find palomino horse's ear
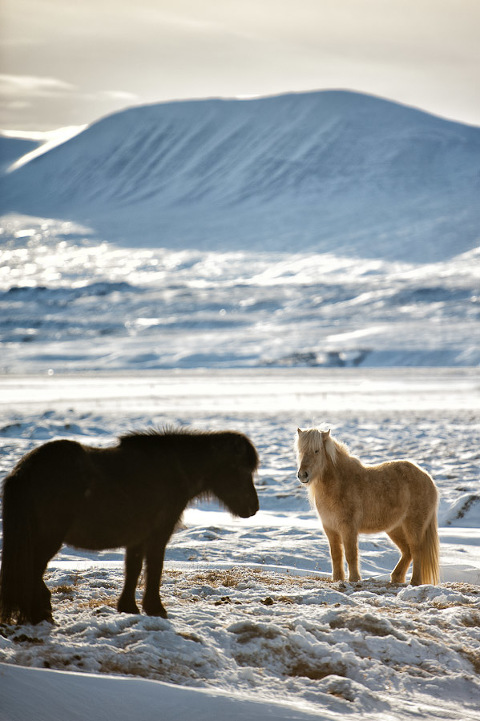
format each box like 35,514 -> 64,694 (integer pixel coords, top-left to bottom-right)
297,428 -> 302,435
322,429 -> 331,439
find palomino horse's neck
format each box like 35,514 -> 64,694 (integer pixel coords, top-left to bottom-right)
319,437 -> 357,480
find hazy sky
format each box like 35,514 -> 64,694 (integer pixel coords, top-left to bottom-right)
1,0 -> 479,131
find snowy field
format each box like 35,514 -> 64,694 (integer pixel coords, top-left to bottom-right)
0,369 -> 479,720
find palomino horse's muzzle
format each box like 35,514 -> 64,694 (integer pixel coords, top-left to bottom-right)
297,469 -> 310,484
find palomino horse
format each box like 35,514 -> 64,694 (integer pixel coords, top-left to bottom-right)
296,428 -> 439,585
0,428 -> 259,624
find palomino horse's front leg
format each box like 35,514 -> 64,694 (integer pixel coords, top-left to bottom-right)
340,527 -> 361,582
323,526 -> 345,582
117,542 -> 144,613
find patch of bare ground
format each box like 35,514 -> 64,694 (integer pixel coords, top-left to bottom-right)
181,567 -> 323,589
461,649 -> 480,674
288,660 -> 347,682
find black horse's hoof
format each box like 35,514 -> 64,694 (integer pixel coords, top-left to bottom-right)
117,599 -> 140,614
22,612 -> 54,625
143,603 -> 167,618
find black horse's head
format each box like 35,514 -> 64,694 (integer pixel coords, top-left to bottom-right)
208,432 -> 259,518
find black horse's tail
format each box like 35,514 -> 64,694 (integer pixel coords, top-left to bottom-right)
0,464 -> 37,624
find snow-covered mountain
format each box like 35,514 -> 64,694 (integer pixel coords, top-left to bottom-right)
2,91 -> 479,262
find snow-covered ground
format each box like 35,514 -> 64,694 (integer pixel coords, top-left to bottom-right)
0,370 -> 479,720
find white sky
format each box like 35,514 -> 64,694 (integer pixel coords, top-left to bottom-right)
1,0 -> 479,131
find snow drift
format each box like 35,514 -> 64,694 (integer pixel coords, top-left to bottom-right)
1,91 -> 479,262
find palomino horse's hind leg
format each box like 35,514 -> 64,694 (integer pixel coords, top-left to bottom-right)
117,543 -> 144,614
409,547 -> 424,586
402,522 -> 424,585
409,551 -> 423,585
387,526 -> 412,584
323,526 -> 346,582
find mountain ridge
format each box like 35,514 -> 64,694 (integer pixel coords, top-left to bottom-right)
1,90 -> 479,262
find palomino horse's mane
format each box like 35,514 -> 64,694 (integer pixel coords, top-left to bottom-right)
297,428 -> 352,467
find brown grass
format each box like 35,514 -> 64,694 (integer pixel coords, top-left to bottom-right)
288,660 -> 347,681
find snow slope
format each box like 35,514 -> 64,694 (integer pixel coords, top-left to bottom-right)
1,91 -> 479,262
0,663 -> 324,721
0,136 -> 40,173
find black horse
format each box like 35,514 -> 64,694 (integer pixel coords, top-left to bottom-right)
0,428 -> 259,625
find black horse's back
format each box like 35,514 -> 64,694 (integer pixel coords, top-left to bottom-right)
7,439 -> 91,530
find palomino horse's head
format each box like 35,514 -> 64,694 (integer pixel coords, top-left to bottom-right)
209,432 -> 259,518
295,428 -> 332,483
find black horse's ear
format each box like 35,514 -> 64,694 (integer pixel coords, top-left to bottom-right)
226,433 -> 248,456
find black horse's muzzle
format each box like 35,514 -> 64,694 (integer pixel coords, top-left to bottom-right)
238,494 -> 259,518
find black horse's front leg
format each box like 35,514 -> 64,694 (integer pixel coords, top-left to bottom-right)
117,543 -> 144,614
142,523 -> 177,618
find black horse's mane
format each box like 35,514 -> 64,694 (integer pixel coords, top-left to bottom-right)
119,426 -> 228,444
118,427 -> 259,468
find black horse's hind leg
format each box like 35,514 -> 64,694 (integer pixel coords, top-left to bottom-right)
117,543 -> 144,614
28,538 -> 64,624
142,522 -> 178,618
29,578 -> 53,625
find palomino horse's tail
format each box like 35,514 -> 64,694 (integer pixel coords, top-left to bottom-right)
0,467 -> 36,624
420,514 -> 440,585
